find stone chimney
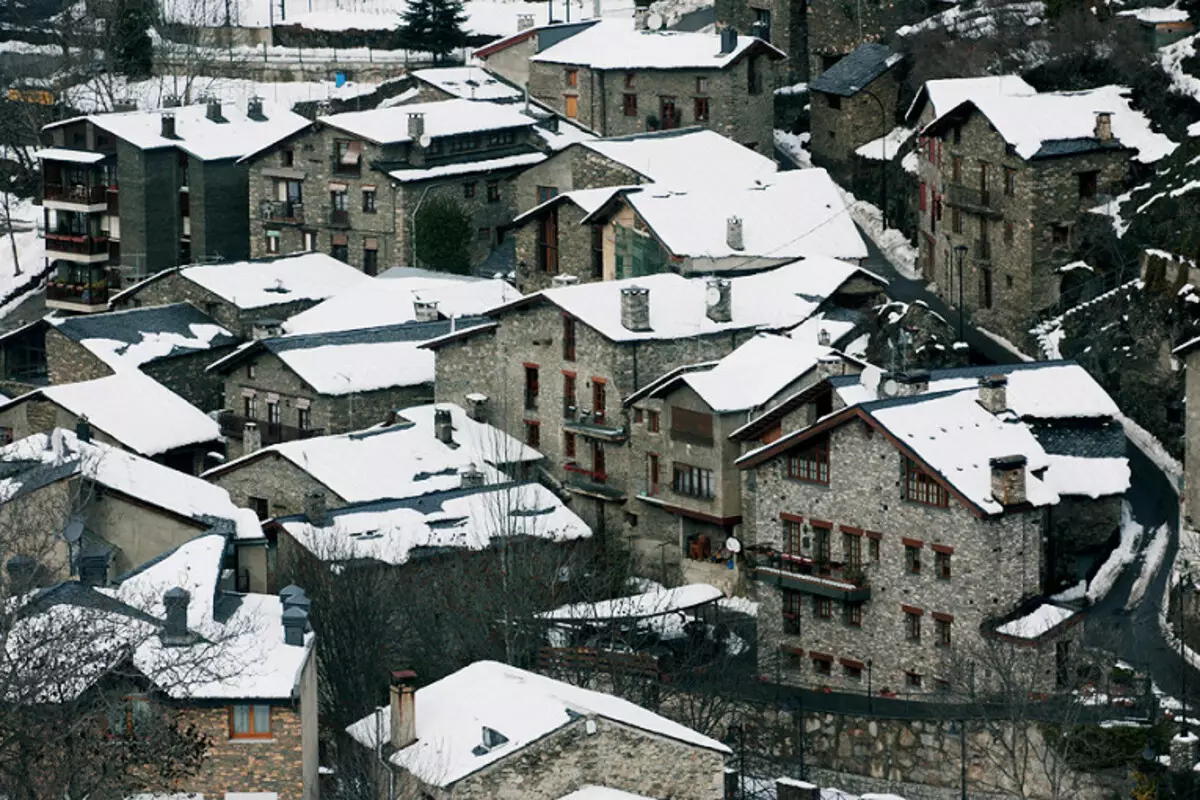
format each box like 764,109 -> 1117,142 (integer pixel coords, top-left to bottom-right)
161,112 -> 177,140
978,375 -> 1008,414
390,669 -> 418,750
408,113 -> 426,143
434,407 -> 454,444
75,415 -> 92,443
990,455 -> 1027,506
243,421 -> 262,454
517,13 -> 535,30
414,300 -> 440,322
816,355 -> 846,381
1170,732 -> 1198,773
620,286 -> 651,332
705,278 -> 732,323
719,26 -> 738,55
161,587 -> 191,645
1094,111 -> 1113,142
283,606 -> 308,646
252,318 -> 283,340
304,491 -> 327,526
634,7 -> 650,29
817,328 -> 831,346
726,215 -> 744,251
465,393 -> 488,422
206,99 -> 224,123
461,464 -> 486,488
247,96 -> 265,120
895,370 -> 930,396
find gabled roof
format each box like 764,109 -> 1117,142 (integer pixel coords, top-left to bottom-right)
49,303 -> 237,372
473,19 -> 601,59
410,66 -> 524,101
511,185 -> 635,226
1,372 -> 221,456
809,43 -> 903,97
345,661 -> 728,787
320,99 -> 537,145
904,75 -> 1036,123
204,403 -> 541,504
43,101 -> 309,162
530,18 -> 784,70
578,128 -> 779,187
538,583 -> 723,623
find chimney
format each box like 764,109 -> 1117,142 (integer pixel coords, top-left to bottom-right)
634,7 -> 650,29
282,606 -> 308,646
460,463 -> 486,488
895,370 -> 930,396
280,583 -> 304,604
408,113 -> 426,143
6,555 -> 36,593
817,328 -> 831,346
161,587 -> 191,645
243,421 -> 262,454
978,374 -> 1008,414
719,26 -> 738,55
990,454 -> 1027,506
414,300 -> 440,322
252,318 -> 282,340
620,286 -> 651,332
247,96 -> 265,120
79,554 -> 107,587
390,669 -> 418,750
705,278 -> 732,323
164,94 -> 181,108
434,407 -> 454,444
465,393 -> 488,422
161,112 -> 177,139
776,778 -> 820,800
206,99 -> 224,122
517,12 -> 535,30
304,491 -> 327,526
1094,111 -> 1113,142
551,274 -> 579,287
726,215 -> 744,251
75,414 -> 92,443
816,354 -> 846,381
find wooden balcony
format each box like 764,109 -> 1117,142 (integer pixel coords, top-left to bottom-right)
218,411 -> 325,446
751,552 -> 872,602
45,232 -> 110,261
46,281 -> 109,312
945,183 -> 1003,219
43,183 -> 107,205
260,199 -> 304,224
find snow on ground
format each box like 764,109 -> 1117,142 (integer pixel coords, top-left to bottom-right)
976,326 -> 1036,361
835,184 -> 919,280
996,603 -> 1074,638
62,74 -> 377,113
1161,32 -> 1200,117
1088,501 -> 1143,604
718,596 -> 758,616
774,129 -> 813,168
1127,523 -> 1171,610
0,195 -> 52,310
1118,410 -> 1184,493
896,0 -> 1045,37
1052,579 -> 1087,602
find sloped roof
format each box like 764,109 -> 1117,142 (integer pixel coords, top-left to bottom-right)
410,67 -> 524,101
904,75 -> 1036,122
810,43 -> 903,97
49,304 -> 237,372
579,128 -> 779,187
321,99 -> 537,145
530,18 -> 784,69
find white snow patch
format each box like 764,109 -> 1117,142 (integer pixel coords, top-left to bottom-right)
976,326 -> 1036,361
774,129 -> 813,168
833,184 -> 919,280
854,126 -> 914,161
1118,411 -> 1183,493
1088,501 -> 1143,603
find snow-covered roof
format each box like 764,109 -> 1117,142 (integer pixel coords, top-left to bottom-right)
1042,455 -> 1131,498
171,252 -> 370,311
1118,6 -> 1190,24
34,147 -> 107,164
531,18 -> 782,69
855,126 -> 915,161
512,186 -> 634,226
206,403 -> 541,504
538,583 -> 723,622
557,788 -> 656,800
44,101 -> 309,162
410,67 -> 523,101
49,304 -> 237,373
609,169 -> 868,261
905,75 -> 1036,121
387,151 -> 547,183
278,481 -> 591,566
922,84 -> 1177,164
579,128 -> 778,187
321,99 -> 536,145
282,275 -> 521,335
345,660 -> 728,787
0,430 -> 261,539
10,372 -> 222,456
512,257 -> 879,344
995,603 -> 1077,639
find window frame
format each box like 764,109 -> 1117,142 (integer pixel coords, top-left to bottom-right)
782,590 -> 802,635
623,93 -> 638,117
904,457 -> 949,508
936,616 -> 952,647
693,96 -> 710,122
904,608 -> 922,642
786,437 -> 830,484
936,549 -> 952,580
229,704 -> 273,740
647,409 -> 660,432
562,315 -> 576,361
486,181 -> 501,203
592,378 -> 607,424
671,462 -> 715,499
904,543 -> 922,574
524,363 -> 539,410
524,419 -> 541,448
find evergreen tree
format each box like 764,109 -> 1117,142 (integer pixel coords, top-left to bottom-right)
108,0 -> 154,78
398,0 -> 467,63
413,197 -> 472,274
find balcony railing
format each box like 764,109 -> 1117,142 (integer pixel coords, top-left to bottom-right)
47,282 -> 108,306
332,161 -> 361,177
329,209 -> 350,227
45,233 -> 109,256
44,183 -> 107,204
260,199 -> 304,223
945,183 -> 1003,217
563,462 -> 627,501
218,411 -> 325,446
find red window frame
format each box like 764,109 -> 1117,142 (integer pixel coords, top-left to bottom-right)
592,378 -> 607,424
647,409 -> 660,432
783,589 -> 802,634
919,182 -> 927,212
786,437 -> 830,484
904,458 -> 949,507
229,704 -> 272,740
563,314 -> 576,361
524,363 -> 539,410
647,452 -> 660,495
562,371 -> 577,417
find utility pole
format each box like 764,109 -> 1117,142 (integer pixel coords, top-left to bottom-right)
954,244 -> 968,343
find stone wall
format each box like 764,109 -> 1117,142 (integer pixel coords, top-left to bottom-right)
809,69 -> 901,185
715,0 -> 807,82
512,145 -> 645,216
805,2 -> 924,82
118,142 -> 183,277
181,700 -> 309,800
208,452 -> 342,518
45,328 -> 113,386
514,202 -> 599,293
191,154 -> 252,265
143,346 -> 238,412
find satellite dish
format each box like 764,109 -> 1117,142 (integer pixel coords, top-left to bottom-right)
647,11 -> 664,29
881,378 -> 899,398
705,285 -> 721,305
63,518 -> 84,544
419,133 -> 432,148
726,536 -> 742,554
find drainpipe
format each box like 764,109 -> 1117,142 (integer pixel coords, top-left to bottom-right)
409,183 -> 435,268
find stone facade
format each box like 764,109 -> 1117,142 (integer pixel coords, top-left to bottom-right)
916,110 -> 1133,343
714,0 -> 807,82
45,327 -> 112,385
809,70 -> 901,181
512,144 -> 646,215
207,452 -> 340,519
526,51 -> 779,152
804,2 -> 924,83
513,201 -> 601,293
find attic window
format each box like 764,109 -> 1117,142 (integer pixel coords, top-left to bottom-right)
471,726 -> 509,756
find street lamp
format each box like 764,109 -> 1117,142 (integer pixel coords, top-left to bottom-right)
948,719 -> 967,800
849,84 -> 889,229
954,244 -> 968,344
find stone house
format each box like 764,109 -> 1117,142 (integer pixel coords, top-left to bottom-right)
11,533 -> 317,800
0,428 -> 260,584
481,18 -> 784,152
204,402 -> 542,520
37,100 -> 308,312
807,43 -> 903,183
240,99 -> 555,273
803,0 -> 926,83
913,82 -> 1176,342
623,334 -> 864,593
345,661 -> 728,799
474,20 -> 602,89
0,371 -> 225,475
423,259 -> 885,537
734,361 -> 1129,694
713,0 -> 805,83
1116,6 -> 1196,48
208,318 -> 490,460
108,251 -> 370,339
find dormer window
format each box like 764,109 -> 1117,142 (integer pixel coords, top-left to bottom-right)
786,436 -> 829,484
471,726 -> 509,755
903,457 -> 948,507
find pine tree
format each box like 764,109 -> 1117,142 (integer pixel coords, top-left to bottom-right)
398,0 -> 467,63
109,0 -> 154,78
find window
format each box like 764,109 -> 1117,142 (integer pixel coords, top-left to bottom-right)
1004,167 -> 1016,196
812,654 -> 832,676
753,6 -> 771,37
244,394 -> 258,418
249,496 -> 269,520
565,95 -> 579,119
1052,224 -> 1070,248
624,72 -> 636,89
106,694 -> 151,739
951,207 -> 963,234
670,406 -> 714,445
538,207 -> 559,274
464,182 -> 477,199
565,68 -> 579,87
246,364 -> 256,379
330,189 -> 348,225
747,56 -> 762,95
265,229 -> 280,254
906,672 -> 923,689
904,458 -> 948,507
813,597 -> 832,619
592,379 -> 607,423
696,76 -> 710,94
647,453 -> 660,495
267,402 -> 281,428
564,431 -> 576,459
331,242 -> 348,263
905,544 -> 921,574
786,437 -> 829,484
936,616 -> 952,647
623,93 -> 638,116
782,517 -> 802,555
1003,221 -> 1014,246
282,149 -> 294,167
981,266 -> 993,309
693,97 -> 710,122
563,315 -> 576,361
487,181 -> 501,203
591,439 -> 606,480
813,524 -> 831,565
919,182 -> 926,212
905,609 -> 922,642
843,661 -> 863,681
537,185 -> 559,204
634,409 -> 644,424
782,590 -> 802,634
845,602 -> 863,627
363,245 -> 378,276
827,94 -> 841,110
303,230 -> 317,252
525,420 -> 540,448
334,140 -> 362,174
869,536 -> 880,562
659,96 -> 679,129
936,550 -> 952,579
524,364 -> 539,410
952,155 -> 962,183
647,410 -> 660,432
562,372 -> 576,417
1078,170 -> 1098,199
672,463 -> 714,499
843,532 -> 862,568
362,188 -> 376,213
230,704 -> 272,739
298,407 -> 311,431
487,130 -> 517,147
590,224 -> 604,279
